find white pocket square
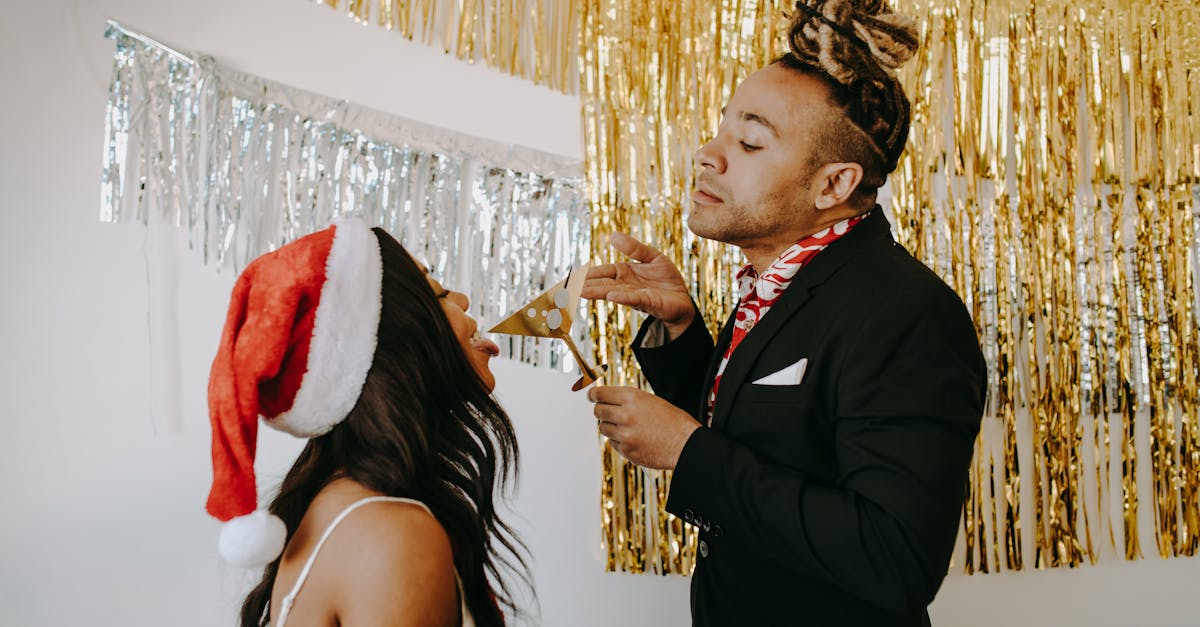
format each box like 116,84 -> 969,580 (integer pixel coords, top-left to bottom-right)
751,358 -> 808,386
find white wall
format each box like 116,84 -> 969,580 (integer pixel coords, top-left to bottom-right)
0,1 -> 1196,626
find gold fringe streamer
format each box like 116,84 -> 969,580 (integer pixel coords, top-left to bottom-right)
579,0 -> 788,573
582,0 -> 1200,576
313,0 -> 580,94
890,0 -> 1200,573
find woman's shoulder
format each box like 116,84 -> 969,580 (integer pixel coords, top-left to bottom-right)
311,478 -> 456,573
336,497 -> 454,566
305,480 -> 460,625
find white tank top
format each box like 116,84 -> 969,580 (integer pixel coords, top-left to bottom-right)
273,496 -> 476,627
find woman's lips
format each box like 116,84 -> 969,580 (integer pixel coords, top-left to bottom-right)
472,336 -> 501,357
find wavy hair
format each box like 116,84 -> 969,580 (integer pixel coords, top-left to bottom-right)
238,227 -> 529,627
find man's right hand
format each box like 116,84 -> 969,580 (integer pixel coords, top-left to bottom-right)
582,233 -> 695,341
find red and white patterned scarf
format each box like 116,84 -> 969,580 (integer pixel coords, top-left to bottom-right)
706,212 -> 868,422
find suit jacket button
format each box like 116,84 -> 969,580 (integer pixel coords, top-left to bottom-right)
702,521 -> 711,533
698,539 -> 709,558
712,525 -> 724,537
683,509 -> 695,523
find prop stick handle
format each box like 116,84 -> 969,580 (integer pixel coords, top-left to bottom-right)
561,334 -> 605,384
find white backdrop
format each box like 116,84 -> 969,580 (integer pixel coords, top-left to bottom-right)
1,1 -> 1197,625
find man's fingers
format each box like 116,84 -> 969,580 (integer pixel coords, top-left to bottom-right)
585,263 -> 619,280
598,423 -> 620,444
590,401 -> 628,425
604,289 -> 652,311
580,278 -> 623,300
589,385 -> 633,406
608,232 -> 662,264
593,402 -> 614,422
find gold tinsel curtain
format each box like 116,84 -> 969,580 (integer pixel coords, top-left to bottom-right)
329,0 -> 1200,575
580,0 -> 1200,576
313,0 -> 579,94
579,0 -> 787,574
890,0 -> 1200,573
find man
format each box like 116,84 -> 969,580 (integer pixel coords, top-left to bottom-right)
581,4 -> 986,626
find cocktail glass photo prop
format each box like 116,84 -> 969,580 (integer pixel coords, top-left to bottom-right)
489,265 -> 606,391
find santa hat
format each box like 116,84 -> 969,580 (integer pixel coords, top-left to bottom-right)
205,218 -> 383,567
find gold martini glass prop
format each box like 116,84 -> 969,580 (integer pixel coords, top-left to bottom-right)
489,264 -> 607,391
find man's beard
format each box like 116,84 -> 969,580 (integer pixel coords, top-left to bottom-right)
686,200 -> 772,245
687,192 -> 810,248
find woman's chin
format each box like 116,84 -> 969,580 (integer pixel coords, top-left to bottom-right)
474,360 -> 496,391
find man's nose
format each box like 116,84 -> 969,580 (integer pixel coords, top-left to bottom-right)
694,139 -> 725,173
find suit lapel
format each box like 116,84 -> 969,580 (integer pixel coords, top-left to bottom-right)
706,209 -> 894,431
694,307 -> 737,421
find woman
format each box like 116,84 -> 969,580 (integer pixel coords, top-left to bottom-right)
204,218 -> 527,626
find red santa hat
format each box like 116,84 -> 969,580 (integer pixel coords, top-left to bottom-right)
205,218 -> 383,567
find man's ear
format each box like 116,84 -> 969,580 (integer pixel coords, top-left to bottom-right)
812,162 -> 864,210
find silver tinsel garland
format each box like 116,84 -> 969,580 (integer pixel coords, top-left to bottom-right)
101,20 -> 590,374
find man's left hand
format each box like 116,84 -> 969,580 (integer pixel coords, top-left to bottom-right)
588,386 -> 700,470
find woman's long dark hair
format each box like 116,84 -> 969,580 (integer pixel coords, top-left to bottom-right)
239,227 -> 530,626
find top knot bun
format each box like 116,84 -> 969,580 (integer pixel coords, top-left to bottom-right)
787,0 -> 919,85
780,0 -> 920,174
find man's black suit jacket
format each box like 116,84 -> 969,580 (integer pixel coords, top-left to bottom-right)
633,209 -> 987,626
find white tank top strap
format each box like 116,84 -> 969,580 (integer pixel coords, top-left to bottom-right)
273,495 -> 474,627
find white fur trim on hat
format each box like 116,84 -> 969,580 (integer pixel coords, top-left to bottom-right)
267,218 -> 383,437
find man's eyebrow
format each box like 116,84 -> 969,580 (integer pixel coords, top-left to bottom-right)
739,111 -> 780,137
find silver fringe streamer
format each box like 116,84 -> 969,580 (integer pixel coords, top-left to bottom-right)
100,20 -> 590,373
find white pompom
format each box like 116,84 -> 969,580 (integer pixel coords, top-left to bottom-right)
218,510 -> 287,568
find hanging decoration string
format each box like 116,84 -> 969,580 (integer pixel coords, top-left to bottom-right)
101,20 -> 591,376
